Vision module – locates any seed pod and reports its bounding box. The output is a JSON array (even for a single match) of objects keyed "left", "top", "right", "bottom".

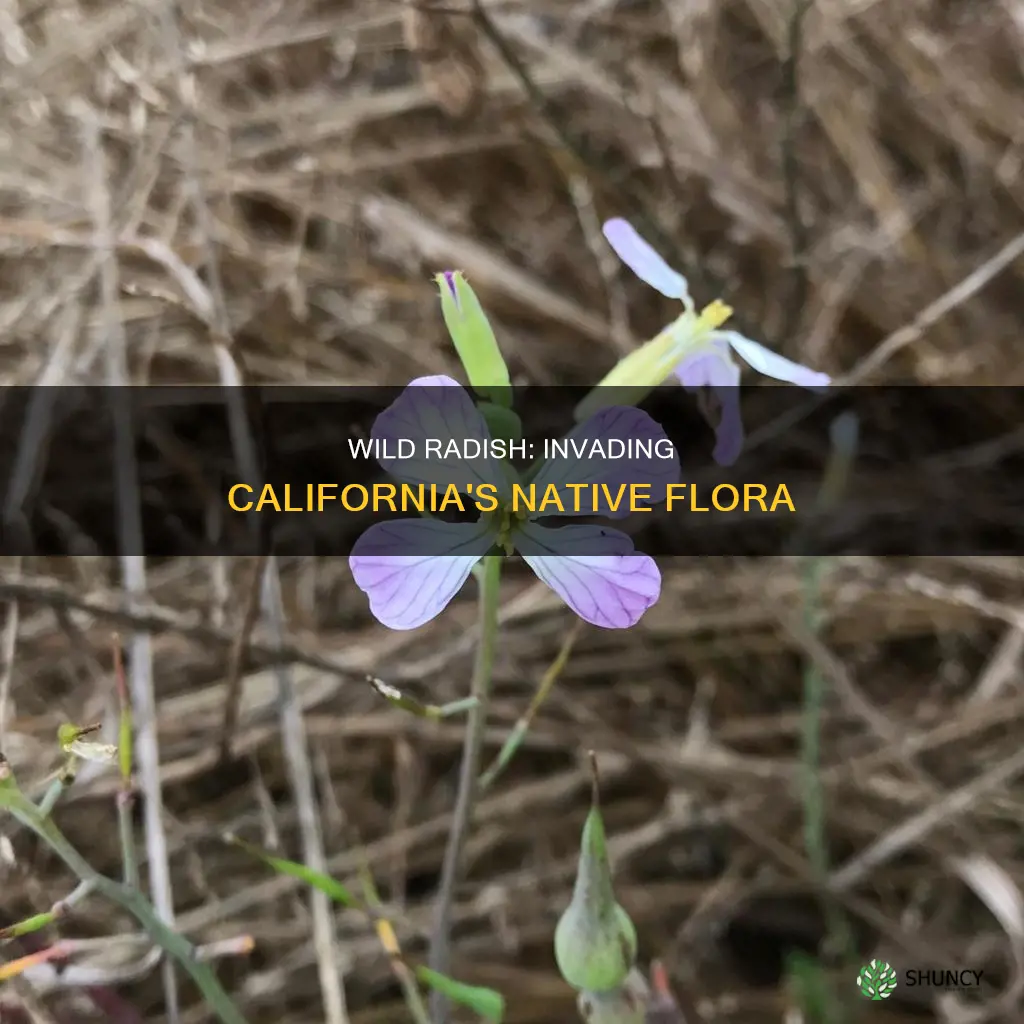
[{"left": 554, "top": 753, "right": 638, "bottom": 992}]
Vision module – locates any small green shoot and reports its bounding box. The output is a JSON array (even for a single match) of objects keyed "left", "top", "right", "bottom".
[
  {"left": 368, "top": 676, "right": 479, "bottom": 720},
  {"left": 230, "top": 837, "right": 505, "bottom": 1022}
]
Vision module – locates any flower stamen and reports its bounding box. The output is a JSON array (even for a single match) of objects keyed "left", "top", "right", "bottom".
[{"left": 695, "top": 299, "right": 733, "bottom": 333}]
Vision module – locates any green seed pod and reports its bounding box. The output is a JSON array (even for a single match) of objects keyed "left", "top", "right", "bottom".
[
  {"left": 576, "top": 969, "right": 649, "bottom": 1024},
  {"left": 436, "top": 271, "right": 512, "bottom": 406},
  {"left": 554, "top": 755, "right": 638, "bottom": 992}
]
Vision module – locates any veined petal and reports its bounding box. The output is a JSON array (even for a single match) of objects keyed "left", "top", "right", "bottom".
[
  {"left": 515, "top": 522, "right": 661, "bottom": 629},
  {"left": 350, "top": 518, "right": 494, "bottom": 630},
  {"left": 714, "top": 331, "right": 830, "bottom": 389},
  {"left": 530, "top": 406, "right": 680, "bottom": 517},
  {"left": 673, "top": 347, "right": 744, "bottom": 465},
  {"left": 602, "top": 219, "right": 689, "bottom": 301},
  {"left": 372, "top": 375, "right": 508, "bottom": 491}
]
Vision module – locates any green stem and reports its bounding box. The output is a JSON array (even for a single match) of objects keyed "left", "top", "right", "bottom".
[
  {"left": 118, "top": 789, "right": 140, "bottom": 890},
  {"left": 0, "top": 880, "right": 94, "bottom": 940},
  {"left": 800, "top": 556, "right": 827, "bottom": 877},
  {"left": 799, "top": 557, "right": 854, "bottom": 1024},
  {"left": 427, "top": 555, "right": 502, "bottom": 1024},
  {"left": 479, "top": 619, "right": 582, "bottom": 793},
  {"left": 0, "top": 782, "right": 248, "bottom": 1024}
]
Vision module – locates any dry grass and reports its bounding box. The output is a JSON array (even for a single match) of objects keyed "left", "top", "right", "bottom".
[{"left": 1, "top": 0, "right": 1024, "bottom": 1022}]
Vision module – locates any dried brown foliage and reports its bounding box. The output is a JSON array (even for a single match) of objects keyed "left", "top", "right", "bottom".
[{"left": 1, "top": 0, "right": 1024, "bottom": 1022}]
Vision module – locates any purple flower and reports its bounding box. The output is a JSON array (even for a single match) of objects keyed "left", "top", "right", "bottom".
[
  {"left": 349, "top": 376, "right": 678, "bottom": 631},
  {"left": 601, "top": 218, "right": 830, "bottom": 465}
]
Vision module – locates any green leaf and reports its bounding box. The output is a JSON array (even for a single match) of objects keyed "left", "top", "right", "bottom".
[
  {"left": 225, "top": 835, "right": 358, "bottom": 908},
  {"left": 414, "top": 967, "right": 504, "bottom": 1023}
]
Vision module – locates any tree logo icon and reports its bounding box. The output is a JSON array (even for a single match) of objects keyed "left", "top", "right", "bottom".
[{"left": 857, "top": 960, "right": 898, "bottom": 1000}]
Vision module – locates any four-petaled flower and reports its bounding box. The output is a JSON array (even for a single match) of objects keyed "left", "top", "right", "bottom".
[
  {"left": 591, "top": 218, "right": 830, "bottom": 465},
  {"left": 349, "top": 376, "right": 679, "bottom": 630}
]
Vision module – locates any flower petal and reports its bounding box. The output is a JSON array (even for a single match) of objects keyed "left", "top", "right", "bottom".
[
  {"left": 602, "top": 219, "right": 689, "bottom": 301},
  {"left": 371, "top": 375, "right": 508, "bottom": 491},
  {"left": 673, "top": 347, "right": 744, "bottom": 465},
  {"left": 349, "top": 518, "right": 494, "bottom": 630},
  {"left": 714, "top": 331, "right": 830, "bottom": 389},
  {"left": 515, "top": 521, "right": 661, "bottom": 628},
  {"left": 529, "top": 406, "right": 680, "bottom": 517},
  {"left": 708, "top": 361, "right": 744, "bottom": 467},
  {"left": 674, "top": 349, "right": 718, "bottom": 390}
]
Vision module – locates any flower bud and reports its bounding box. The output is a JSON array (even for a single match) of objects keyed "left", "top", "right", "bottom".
[
  {"left": 58, "top": 722, "right": 117, "bottom": 763},
  {"left": 554, "top": 755, "right": 638, "bottom": 992},
  {"left": 437, "top": 271, "right": 512, "bottom": 406}
]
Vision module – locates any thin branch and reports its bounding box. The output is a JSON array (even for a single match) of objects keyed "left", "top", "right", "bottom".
[
  {"left": 779, "top": 0, "right": 815, "bottom": 341},
  {"left": 219, "top": 554, "right": 270, "bottom": 763},
  {"left": 0, "top": 760, "right": 248, "bottom": 1023},
  {"left": 841, "top": 229, "right": 1024, "bottom": 384},
  {"left": 467, "top": 0, "right": 729, "bottom": 314},
  {"left": 478, "top": 619, "right": 582, "bottom": 792},
  {"left": 12, "top": 933, "right": 253, "bottom": 994},
  {"left": 0, "top": 579, "right": 20, "bottom": 752},
  {"left": 143, "top": 10, "right": 351, "bottom": 1001},
  {"left": 0, "top": 576, "right": 369, "bottom": 683},
  {"left": 80, "top": 103, "right": 180, "bottom": 1024},
  {"left": 361, "top": 866, "right": 432, "bottom": 1024},
  {"left": 261, "top": 566, "right": 351, "bottom": 1024},
  {"left": 142, "top": 68, "right": 341, "bottom": 1024},
  {"left": 739, "top": 228, "right": 1024, "bottom": 453}
]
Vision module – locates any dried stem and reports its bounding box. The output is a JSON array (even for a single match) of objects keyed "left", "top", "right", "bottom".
[
  {"left": 780, "top": 0, "right": 814, "bottom": 341},
  {"left": 81, "top": 103, "right": 181, "bottom": 1024}
]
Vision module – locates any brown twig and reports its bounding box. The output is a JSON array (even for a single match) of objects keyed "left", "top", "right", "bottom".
[{"left": 219, "top": 553, "right": 270, "bottom": 763}]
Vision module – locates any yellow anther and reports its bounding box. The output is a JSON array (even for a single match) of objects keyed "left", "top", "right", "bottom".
[{"left": 695, "top": 299, "right": 733, "bottom": 333}]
